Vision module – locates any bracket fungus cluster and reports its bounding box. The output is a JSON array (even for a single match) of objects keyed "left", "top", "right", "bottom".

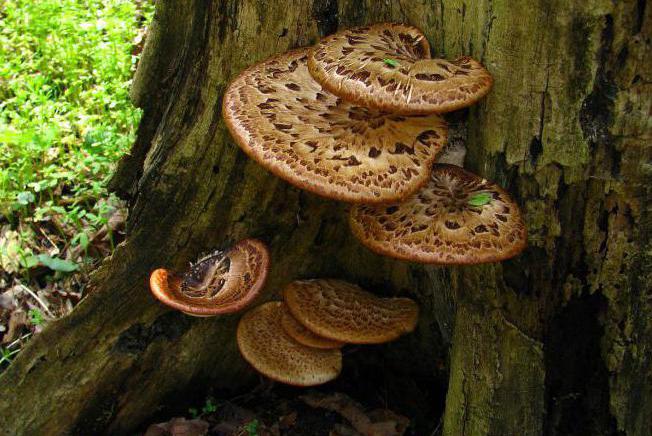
[
  {"left": 149, "top": 239, "right": 270, "bottom": 316},
  {"left": 236, "top": 279, "right": 419, "bottom": 386},
  {"left": 224, "top": 22, "right": 526, "bottom": 265}
]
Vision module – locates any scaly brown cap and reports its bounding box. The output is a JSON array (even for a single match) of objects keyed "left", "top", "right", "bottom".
[
  {"left": 308, "top": 23, "right": 493, "bottom": 114},
  {"left": 223, "top": 48, "right": 447, "bottom": 203},
  {"left": 237, "top": 302, "right": 343, "bottom": 386},
  {"left": 283, "top": 279, "right": 418, "bottom": 344},
  {"left": 349, "top": 164, "right": 527, "bottom": 264},
  {"left": 280, "top": 303, "right": 344, "bottom": 350},
  {"left": 149, "top": 239, "right": 270, "bottom": 316}
]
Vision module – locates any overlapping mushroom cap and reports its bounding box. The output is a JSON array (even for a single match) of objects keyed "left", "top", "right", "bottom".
[
  {"left": 223, "top": 49, "right": 447, "bottom": 203},
  {"left": 237, "top": 302, "right": 343, "bottom": 386},
  {"left": 349, "top": 164, "right": 527, "bottom": 264},
  {"left": 308, "top": 23, "right": 493, "bottom": 115},
  {"left": 149, "top": 239, "right": 270, "bottom": 316},
  {"left": 283, "top": 279, "right": 418, "bottom": 344},
  {"left": 280, "top": 303, "right": 344, "bottom": 350}
]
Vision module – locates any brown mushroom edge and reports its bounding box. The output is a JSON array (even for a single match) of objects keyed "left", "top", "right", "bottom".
[
  {"left": 349, "top": 164, "right": 527, "bottom": 264},
  {"left": 280, "top": 303, "right": 345, "bottom": 350},
  {"left": 237, "top": 302, "right": 343, "bottom": 387},
  {"left": 222, "top": 48, "right": 447, "bottom": 204},
  {"left": 283, "top": 279, "right": 419, "bottom": 345},
  {"left": 149, "top": 239, "right": 270, "bottom": 316},
  {"left": 308, "top": 23, "right": 493, "bottom": 115}
]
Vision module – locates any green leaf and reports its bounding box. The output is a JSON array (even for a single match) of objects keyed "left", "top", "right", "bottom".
[
  {"left": 244, "top": 419, "right": 259, "bottom": 436},
  {"left": 383, "top": 58, "right": 399, "bottom": 67},
  {"left": 28, "top": 309, "right": 44, "bottom": 326},
  {"left": 37, "top": 254, "right": 78, "bottom": 272},
  {"left": 16, "top": 191, "right": 35, "bottom": 205},
  {"left": 468, "top": 192, "right": 493, "bottom": 207}
]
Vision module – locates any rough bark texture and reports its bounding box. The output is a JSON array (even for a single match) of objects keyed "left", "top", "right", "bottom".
[{"left": 0, "top": 1, "right": 649, "bottom": 435}]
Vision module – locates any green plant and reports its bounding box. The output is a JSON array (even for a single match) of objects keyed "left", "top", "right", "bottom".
[
  {"left": 28, "top": 308, "right": 44, "bottom": 325},
  {"left": 243, "top": 419, "right": 259, "bottom": 436},
  {"left": 0, "top": 0, "right": 154, "bottom": 275}
]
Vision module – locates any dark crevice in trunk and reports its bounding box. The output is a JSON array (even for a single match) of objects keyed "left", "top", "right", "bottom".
[{"left": 544, "top": 292, "right": 624, "bottom": 436}]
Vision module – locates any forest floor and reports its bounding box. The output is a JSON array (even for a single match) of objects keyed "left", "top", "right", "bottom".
[{"left": 0, "top": 0, "right": 152, "bottom": 369}]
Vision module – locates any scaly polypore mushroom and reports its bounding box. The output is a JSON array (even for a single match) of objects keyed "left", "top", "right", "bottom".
[
  {"left": 349, "top": 164, "right": 527, "bottom": 264},
  {"left": 308, "top": 23, "right": 493, "bottom": 114},
  {"left": 237, "top": 302, "right": 343, "bottom": 386},
  {"left": 283, "top": 279, "right": 419, "bottom": 344},
  {"left": 149, "top": 239, "right": 270, "bottom": 316},
  {"left": 280, "top": 303, "right": 344, "bottom": 350},
  {"left": 223, "top": 49, "right": 447, "bottom": 203}
]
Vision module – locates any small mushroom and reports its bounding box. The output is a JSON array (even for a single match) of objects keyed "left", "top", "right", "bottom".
[
  {"left": 349, "top": 164, "right": 527, "bottom": 264},
  {"left": 223, "top": 49, "right": 447, "bottom": 204},
  {"left": 280, "top": 303, "right": 344, "bottom": 350},
  {"left": 149, "top": 239, "right": 270, "bottom": 316},
  {"left": 308, "top": 23, "right": 493, "bottom": 114},
  {"left": 237, "top": 301, "right": 343, "bottom": 386},
  {"left": 283, "top": 279, "right": 419, "bottom": 344}
]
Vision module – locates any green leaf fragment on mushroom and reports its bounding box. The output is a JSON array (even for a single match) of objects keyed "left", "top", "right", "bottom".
[
  {"left": 468, "top": 192, "right": 493, "bottom": 206},
  {"left": 383, "top": 58, "right": 399, "bottom": 67}
]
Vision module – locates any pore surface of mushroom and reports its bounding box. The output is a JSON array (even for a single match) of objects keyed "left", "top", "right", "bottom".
[
  {"left": 308, "top": 23, "right": 493, "bottom": 114},
  {"left": 237, "top": 302, "right": 343, "bottom": 386},
  {"left": 280, "top": 303, "right": 345, "bottom": 350},
  {"left": 149, "top": 239, "right": 270, "bottom": 316},
  {"left": 223, "top": 49, "right": 447, "bottom": 203},
  {"left": 349, "top": 164, "right": 527, "bottom": 264},
  {"left": 283, "top": 279, "right": 418, "bottom": 344}
]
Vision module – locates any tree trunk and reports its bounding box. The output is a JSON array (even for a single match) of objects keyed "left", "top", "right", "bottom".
[{"left": 0, "top": 1, "right": 649, "bottom": 435}]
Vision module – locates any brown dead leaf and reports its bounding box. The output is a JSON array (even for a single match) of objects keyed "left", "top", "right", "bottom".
[
  {"left": 302, "top": 393, "right": 409, "bottom": 436},
  {"left": 144, "top": 417, "right": 209, "bottom": 436}
]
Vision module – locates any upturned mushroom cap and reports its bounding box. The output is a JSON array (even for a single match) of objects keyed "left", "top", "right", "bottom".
[
  {"left": 149, "top": 239, "right": 270, "bottom": 316},
  {"left": 237, "top": 302, "right": 343, "bottom": 386},
  {"left": 308, "top": 23, "right": 493, "bottom": 114},
  {"left": 223, "top": 49, "right": 447, "bottom": 203},
  {"left": 349, "top": 164, "right": 527, "bottom": 264},
  {"left": 283, "top": 279, "right": 418, "bottom": 344},
  {"left": 280, "top": 303, "right": 345, "bottom": 350}
]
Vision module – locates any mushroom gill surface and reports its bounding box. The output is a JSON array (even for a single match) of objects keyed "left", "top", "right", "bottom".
[
  {"left": 223, "top": 48, "right": 447, "bottom": 204},
  {"left": 237, "top": 302, "right": 343, "bottom": 386},
  {"left": 349, "top": 164, "right": 527, "bottom": 264},
  {"left": 308, "top": 23, "right": 493, "bottom": 114},
  {"left": 149, "top": 239, "right": 270, "bottom": 316},
  {"left": 283, "top": 279, "right": 419, "bottom": 344}
]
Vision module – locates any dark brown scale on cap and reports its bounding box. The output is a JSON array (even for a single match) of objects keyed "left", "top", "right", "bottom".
[
  {"left": 223, "top": 49, "right": 447, "bottom": 203},
  {"left": 349, "top": 164, "right": 527, "bottom": 264},
  {"left": 149, "top": 239, "right": 270, "bottom": 316},
  {"left": 308, "top": 23, "right": 493, "bottom": 115}
]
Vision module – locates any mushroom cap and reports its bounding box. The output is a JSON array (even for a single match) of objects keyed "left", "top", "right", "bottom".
[
  {"left": 308, "top": 23, "right": 493, "bottom": 115},
  {"left": 149, "top": 239, "right": 270, "bottom": 316},
  {"left": 223, "top": 48, "right": 447, "bottom": 204},
  {"left": 280, "top": 303, "right": 345, "bottom": 350},
  {"left": 283, "top": 279, "right": 418, "bottom": 344},
  {"left": 237, "top": 302, "right": 343, "bottom": 386},
  {"left": 349, "top": 164, "right": 527, "bottom": 264}
]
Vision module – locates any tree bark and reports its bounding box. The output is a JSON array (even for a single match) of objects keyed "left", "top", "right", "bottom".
[{"left": 0, "top": 1, "right": 649, "bottom": 435}]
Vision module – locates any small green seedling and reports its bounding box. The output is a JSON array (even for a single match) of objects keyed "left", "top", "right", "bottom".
[
  {"left": 28, "top": 309, "right": 44, "bottom": 326},
  {"left": 383, "top": 58, "right": 399, "bottom": 67},
  {"left": 468, "top": 192, "right": 493, "bottom": 206},
  {"left": 244, "top": 419, "right": 259, "bottom": 436},
  {"left": 202, "top": 397, "right": 217, "bottom": 414},
  {"left": 188, "top": 407, "right": 199, "bottom": 418}
]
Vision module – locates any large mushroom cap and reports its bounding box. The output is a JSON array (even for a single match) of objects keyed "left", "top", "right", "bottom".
[
  {"left": 280, "top": 303, "right": 344, "bottom": 350},
  {"left": 149, "top": 239, "right": 270, "bottom": 316},
  {"left": 308, "top": 23, "right": 493, "bottom": 114},
  {"left": 349, "top": 164, "right": 527, "bottom": 264},
  {"left": 237, "top": 302, "right": 343, "bottom": 386},
  {"left": 283, "top": 279, "right": 419, "bottom": 344},
  {"left": 223, "top": 49, "right": 447, "bottom": 203}
]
